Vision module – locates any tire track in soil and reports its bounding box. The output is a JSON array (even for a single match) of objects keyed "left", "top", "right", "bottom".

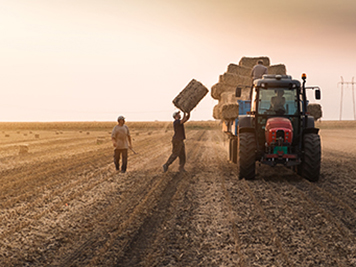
[
  {"left": 0, "top": 131, "right": 175, "bottom": 266},
  {"left": 98, "top": 131, "right": 207, "bottom": 267},
  {"left": 244, "top": 174, "right": 344, "bottom": 266},
  {"left": 53, "top": 131, "right": 205, "bottom": 266},
  {"left": 213, "top": 160, "right": 290, "bottom": 264},
  {"left": 140, "top": 130, "right": 247, "bottom": 267},
  {"left": 259, "top": 165, "right": 356, "bottom": 266}
]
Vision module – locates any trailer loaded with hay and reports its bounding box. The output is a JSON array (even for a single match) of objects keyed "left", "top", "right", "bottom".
[{"left": 214, "top": 56, "right": 323, "bottom": 182}]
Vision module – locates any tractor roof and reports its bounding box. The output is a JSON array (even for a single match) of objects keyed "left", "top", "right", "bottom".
[{"left": 254, "top": 75, "right": 301, "bottom": 89}]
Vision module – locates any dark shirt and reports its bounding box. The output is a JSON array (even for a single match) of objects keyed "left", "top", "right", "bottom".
[{"left": 172, "top": 119, "right": 186, "bottom": 140}]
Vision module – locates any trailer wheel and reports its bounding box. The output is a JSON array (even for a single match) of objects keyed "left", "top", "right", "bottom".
[
  {"left": 299, "top": 133, "right": 321, "bottom": 182},
  {"left": 238, "top": 132, "right": 256, "bottom": 180}
]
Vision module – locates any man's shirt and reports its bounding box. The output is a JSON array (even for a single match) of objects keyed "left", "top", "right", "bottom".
[
  {"left": 172, "top": 119, "right": 186, "bottom": 140},
  {"left": 111, "top": 125, "right": 130, "bottom": 149}
]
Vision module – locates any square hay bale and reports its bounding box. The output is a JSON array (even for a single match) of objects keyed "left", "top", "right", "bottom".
[
  {"left": 35, "top": 134, "right": 40, "bottom": 138},
  {"left": 239, "top": 56, "right": 270, "bottom": 68},
  {"left": 221, "top": 103, "right": 239, "bottom": 120},
  {"left": 211, "top": 83, "right": 237, "bottom": 100},
  {"left": 19, "top": 144, "right": 29, "bottom": 155},
  {"left": 219, "top": 73, "right": 252, "bottom": 87},
  {"left": 213, "top": 103, "right": 223, "bottom": 120},
  {"left": 307, "top": 103, "right": 322, "bottom": 121},
  {"left": 173, "top": 79, "right": 209, "bottom": 113},
  {"left": 227, "top": 64, "right": 252, "bottom": 77},
  {"left": 268, "top": 64, "right": 287, "bottom": 75},
  {"left": 96, "top": 137, "right": 106, "bottom": 144},
  {"left": 5, "top": 134, "right": 10, "bottom": 137},
  {"left": 220, "top": 92, "right": 236, "bottom": 104}
]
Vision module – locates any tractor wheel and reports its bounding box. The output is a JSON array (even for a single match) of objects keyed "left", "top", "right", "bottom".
[
  {"left": 238, "top": 132, "right": 256, "bottom": 180},
  {"left": 231, "top": 138, "right": 237, "bottom": 164},
  {"left": 299, "top": 133, "right": 321, "bottom": 182}
]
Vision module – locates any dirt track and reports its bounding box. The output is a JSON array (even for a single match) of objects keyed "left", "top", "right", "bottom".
[{"left": 1, "top": 122, "right": 356, "bottom": 266}]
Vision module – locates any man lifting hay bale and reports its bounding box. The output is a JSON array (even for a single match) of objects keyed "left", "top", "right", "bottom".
[
  {"left": 163, "top": 79, "right": 208, "bottom": 173},
  {"left": 163, "top": 111, "right": 190, "bottom": 173}
]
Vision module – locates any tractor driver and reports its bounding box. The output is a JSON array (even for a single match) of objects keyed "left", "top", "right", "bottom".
[{"left": 270, "top": 90, "right": 286, "bottom": 114}]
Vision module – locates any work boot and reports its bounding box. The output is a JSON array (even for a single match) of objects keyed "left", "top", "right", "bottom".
[{"left": 163, "top": 164, "right": 168, "bottom": 173}]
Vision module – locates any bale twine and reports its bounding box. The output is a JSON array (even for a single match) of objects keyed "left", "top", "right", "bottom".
[
  {"left": 19, "top": 144, "right": 29, "bottom": 155},
  {"left": 307, "top": 103, "right": 322, "bottom": 121},
  {"left": 267, "top": 64, "right": 287, "bottom": 75},
  {"left": 173, "top": 79, "right": 209, "bottom": 113},
  {"left": 221, "top": 103, "right": 239, "bottom": 120},
  {"left": 239, "top": 56, "right": 270, "bottom": 68}
]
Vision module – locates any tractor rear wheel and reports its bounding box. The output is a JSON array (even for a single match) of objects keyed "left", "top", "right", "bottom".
[
  {"left": 238, "top": 132, "right": 256, "bottom": 180},
  {"left": 299, "top": 133, "right": 321, "bottom": 182}
]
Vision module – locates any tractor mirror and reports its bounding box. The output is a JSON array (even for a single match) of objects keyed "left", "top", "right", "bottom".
[
  {"left": 315, "top": 89, "right": 321, "bottom": 100},
  {"left": 235, "top": 87, "right": 242, "bottom": 97}
]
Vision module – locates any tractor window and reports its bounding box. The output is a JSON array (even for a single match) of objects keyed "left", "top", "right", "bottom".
[{"left": 258, "top": 88, "right": 298, "bottom": 116}]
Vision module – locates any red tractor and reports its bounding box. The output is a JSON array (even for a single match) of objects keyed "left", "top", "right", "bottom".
[{"left": 234, "top": 74, "right": 321, "bottom": 182}]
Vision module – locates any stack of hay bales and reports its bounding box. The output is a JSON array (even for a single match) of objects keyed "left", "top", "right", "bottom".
[
  {"left": 173, "top": 79, "right": 209, "bottom": 113},
  {"left": 212, "top": 56, "right": 287, "bottom": 120},
  {"left": 307, "top": 103, "right": 323, "bottom": 121}
]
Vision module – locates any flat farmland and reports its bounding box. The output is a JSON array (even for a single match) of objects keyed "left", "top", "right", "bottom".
[{"left": 1, "top": 121, "right": 356, "bottom": 266}]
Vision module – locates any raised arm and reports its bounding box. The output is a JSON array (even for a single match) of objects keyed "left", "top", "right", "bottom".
[{"left": 180, "top": 112, "right": 190, "bottom": 124}]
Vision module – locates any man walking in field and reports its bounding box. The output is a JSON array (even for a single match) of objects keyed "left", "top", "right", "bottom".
[
  {"left": 163, "top": 110, "right": 190, "bottom": 173},
  {"left": 111, "top": 115, "right": 132, "bottom": 173}
]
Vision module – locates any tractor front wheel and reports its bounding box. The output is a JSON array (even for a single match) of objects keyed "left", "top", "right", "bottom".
[
  {"left": 299, "top": 133, "right": 321, "bottom": 182},
  {"left": 238, "top": 132, "right": 256, "bottom": 180}
]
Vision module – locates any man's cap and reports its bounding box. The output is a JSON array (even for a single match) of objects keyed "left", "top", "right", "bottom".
[
  {"left": 117, "top": 115, "right": 125, "bottom": 121},
  {"left": 172, "top": 111, "right": 180, "bottom": 118}
]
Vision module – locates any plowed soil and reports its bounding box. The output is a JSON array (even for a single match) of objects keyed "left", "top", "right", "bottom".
[{"left": 1, "top": 121, "right": 356, "bottom": 266}]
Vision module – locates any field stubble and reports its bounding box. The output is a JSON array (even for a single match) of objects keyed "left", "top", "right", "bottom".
[{"left": 0, "top": 121, "right": 356, "bottom": 266}]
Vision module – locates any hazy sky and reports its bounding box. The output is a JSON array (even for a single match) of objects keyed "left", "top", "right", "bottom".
[{"left": 1, "top": 0, "right": 356, "bottom": 121}]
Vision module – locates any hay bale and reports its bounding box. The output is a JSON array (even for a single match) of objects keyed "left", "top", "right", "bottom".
[
  {"left": 227, "top": 64, "right": 252, "bottom": 77},
  {"left": 220, "top": 92, "right": 236, "bottom": 104},
  {"left": 211, "top": 83, "right": 237, "bottom": 100},
  {"left": 213, "top": 103, "right": 223, "bottom": 120},
  {"left": 86, "top": 132, "right": 90, "bottom": 135},
  {"left": 5, "top": 134, "right": 10, "bottom": 137},
  {"left": 221, "top": 103, "right": 239, "bottom": 120},
  {"left": 268, "top": 64, "right": 287, "bottom": 75},
  {"left": 35, "top": 134, "right": 40, "bottom": 138},
  {"left": 219, "top": 73, "right": 252, "bottom": 87},
  {"left": 307, "top": 103, "right": 322, "bottom": 121},
  {"left": 96, "top": 137, "right": 105, "bottom": 144},
  {"left": 19, "top": 144, "right": 29, "bottom": 155},
  {"left": 239, "top": 56, "right": 270, "bottom": 68},
  {"left": 173, "top": 79, "right": 209, "bottom": 113}
]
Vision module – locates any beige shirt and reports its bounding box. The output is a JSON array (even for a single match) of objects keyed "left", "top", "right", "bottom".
[
  {"left": 111, "top": 125, "right": 130, "bottom": 149},
  {"left": 251, "top": 64, "right": 268, "bottom": 80}
]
